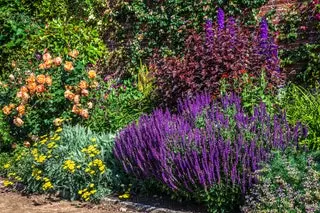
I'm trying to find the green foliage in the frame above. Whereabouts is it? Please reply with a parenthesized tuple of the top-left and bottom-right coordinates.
(0, 152, 10, 176)
(201, 184, 242, 213)
(3, 125, 116, 201)
(220, 71, 279, 114)
(0, 111, 12, 149)
(278, 1, 320, 87)
(242, 150, 320, 212)
(106, 78, 155, 132)
(281, 84, 320, 150)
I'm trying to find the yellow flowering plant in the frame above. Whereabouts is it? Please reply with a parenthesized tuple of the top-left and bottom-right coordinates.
(3, 124, 116, 201)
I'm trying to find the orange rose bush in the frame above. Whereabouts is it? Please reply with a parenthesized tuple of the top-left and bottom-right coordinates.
(0, 50, 105, 145)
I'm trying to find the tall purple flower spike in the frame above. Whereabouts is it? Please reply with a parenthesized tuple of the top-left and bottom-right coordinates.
(259, 18, 281, 73)
(217, 8, 225, 31)
(205, 19, 214, 49)
(114, 93, 306, 194)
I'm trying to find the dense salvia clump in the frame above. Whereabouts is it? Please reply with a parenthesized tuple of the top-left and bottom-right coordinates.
(153, 8, 283, 107)
(114, 93, 307, 194)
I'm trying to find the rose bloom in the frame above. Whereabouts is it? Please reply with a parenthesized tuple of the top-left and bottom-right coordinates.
(45, 76, 52, 86)
(81, 89, 89, 96)
(26, 73, 36, 84)
(9, 74, 15, 81)
(88, 70, 97, 79)
(17, 105, 25, 116)
(18, 92, 30, 103)
(9, 104, 16, 109)
(36, 84, 46, 93)
(73, 95, 80, 104)
(87, 102, 93, 109)
(64, 90, 75, 101)
(53, 57, 62, 66)
(2, 106, 11, 115)
(23, 141, 31, 148)
(68, 49, 79, 58)
(42, 53, 52, 62)
(36, 74, 46, 84)
(13, 117, 24, 127)
(79, 80, 88, 90)
(72, 104, 80, 114)
(20, 86, 29, 93)
(64, 61, 74, 72)
(11, 61, 16, 68)
(11, 143, 17, 149)
(27, 82, 37, 94)
(65, 85, 73, 90)
(90, 81, 99, 89)
(38, 63, 46, 70)
(79, 109, 89, 119)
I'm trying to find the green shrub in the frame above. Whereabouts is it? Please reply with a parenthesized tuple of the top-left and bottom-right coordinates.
(242, 150, 320, 212)
(282, 84, 320, 150)
(220, 71, 280, 115)
(2, 125, 117, 201)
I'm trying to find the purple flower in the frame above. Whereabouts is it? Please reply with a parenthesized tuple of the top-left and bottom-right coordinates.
(217, 8, 225, 31)
(205, 19, 214, 49)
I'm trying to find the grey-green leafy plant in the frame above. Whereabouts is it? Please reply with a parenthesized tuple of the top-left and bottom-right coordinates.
(242, 150, 320, 213)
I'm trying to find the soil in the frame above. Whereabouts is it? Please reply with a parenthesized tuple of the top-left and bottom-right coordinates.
(0, 179, 137, 213)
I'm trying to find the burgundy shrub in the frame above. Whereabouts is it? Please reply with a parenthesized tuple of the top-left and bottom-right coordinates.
(151, 9, 283, 107)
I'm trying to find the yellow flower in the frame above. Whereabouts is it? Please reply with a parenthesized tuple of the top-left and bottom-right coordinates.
(119, 193, 130, 199)
(89, 183, 94, 188)
(3, 180, 14, 187)
(88, 70, 97, 79)
(47, 142, 56, 149)
(90, 138, 96, 142)
(53, 118, 63, 127)
(56, 127, 63, 133)
(3, 163, 10, 169)
(63, 159, 76, 173)
(78, 190, 83, 195)
(40, 139, 47, 144)
(90, 189, 97, 195)
(42, 181, 53, 191)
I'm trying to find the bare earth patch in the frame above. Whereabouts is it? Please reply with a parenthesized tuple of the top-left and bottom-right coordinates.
(0, 179, 136, 213)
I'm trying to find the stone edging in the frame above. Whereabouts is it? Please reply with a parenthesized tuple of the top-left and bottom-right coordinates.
(102, 197, 197, 213)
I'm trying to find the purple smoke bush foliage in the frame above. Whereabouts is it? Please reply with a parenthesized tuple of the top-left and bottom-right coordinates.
(114, 93, 307, 194)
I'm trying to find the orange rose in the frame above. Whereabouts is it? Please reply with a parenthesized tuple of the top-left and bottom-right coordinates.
(73, 95, 80, 104)
(36, 84, 46, 93)
(72, 104, 80, 114)
(64, 90, 75, 101)
(65, 85, 73, 90)
(18, 92, 30, 103)
(42, 53, 52, 62)
(13, 117, 24, 127)
(39, 63, 46, 69)
(45, 76, 52, 86)
(53, 57, 62, 66)
(2, 106, 11, 115)
(79, 109, 89, 119)
(36, 74, 46, 84)
(88, 70, 96, 79)
(81, 89, 89, 96)
(44, 59, 52, 69)
(64, 61, 74, 72)
(23, 141, 31, 148)
(20, 86, 29, 93)
(9, 104, 16, 109)
(17, 105, 25, 116)
(79, 80, 88, 90)
(26, 73, 36, 84)
(68, 49, 79, 58)
(27, 82, 37, 94)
